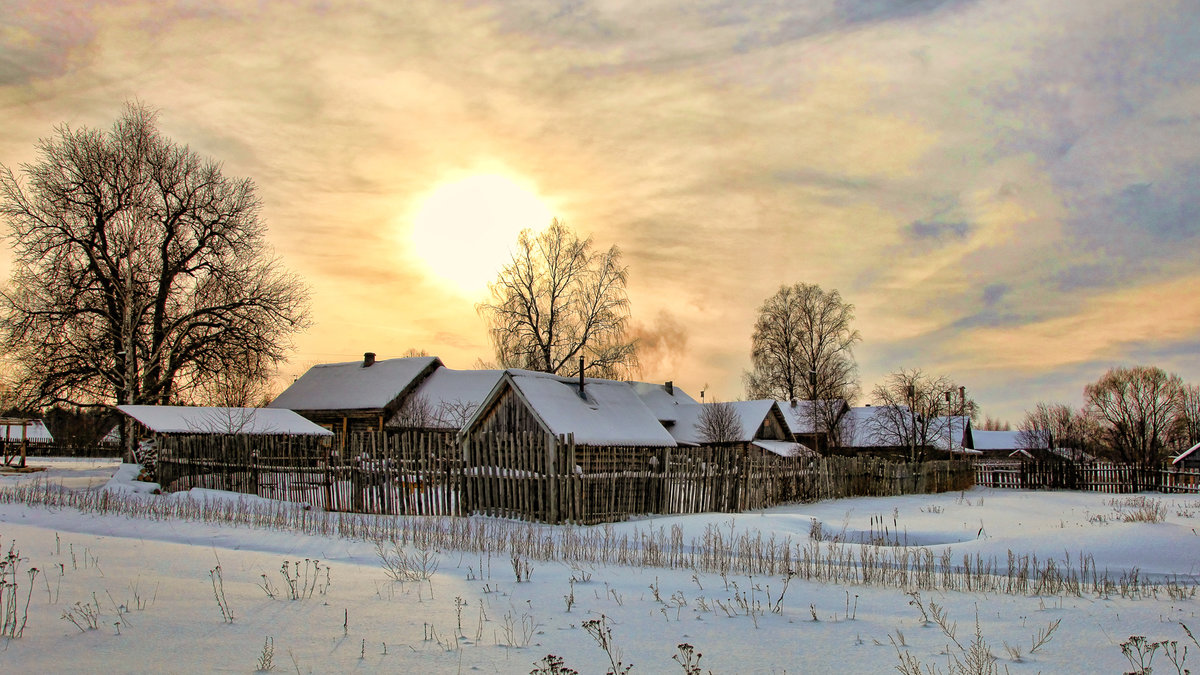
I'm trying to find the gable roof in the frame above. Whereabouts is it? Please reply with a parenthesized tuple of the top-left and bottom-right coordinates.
(629, 381, 698, 424)
(269, 356, 441, 411)
(118, 405, 334, 436)
(668, 400, 781, 445)
(841, 405, 910, 448)
(1173, 441, 1200, 465)
(389, 367, 505, 430)
(467, 370, 678, 447)
(928, 416, 972, 450)
(969, 430, 1023, 451)
(0, 420, 54, 442)
(776, 399, 849, 435)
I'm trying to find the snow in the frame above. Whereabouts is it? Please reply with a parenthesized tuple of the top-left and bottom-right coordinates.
(506, 370, 678, 446)
(842, 405, 907, 448)
(1, 459, 1199, 673)
(776, 399, 847, 435)
(1, 420, 54, 442)
(117, 405, 333, 436)
(972, 430, 1024, 451)
(389, 368, 505, 429)
(268, 356, 441, 411)
(668, 400, 779, 444)
(628, 381, 698, 423)
(750, 439, 814, 458)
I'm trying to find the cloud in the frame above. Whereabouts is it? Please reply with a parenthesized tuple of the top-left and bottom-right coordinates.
(629, 310, 690, 380)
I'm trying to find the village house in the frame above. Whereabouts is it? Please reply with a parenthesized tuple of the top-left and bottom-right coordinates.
(268, 353, 441, 441)
(776, 399, 850, 453)
(668, 400, 813, 459)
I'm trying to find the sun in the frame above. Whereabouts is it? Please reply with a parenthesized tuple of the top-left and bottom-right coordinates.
(409, 174, 554, 298)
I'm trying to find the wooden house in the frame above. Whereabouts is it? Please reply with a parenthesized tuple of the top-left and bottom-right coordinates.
(268, 353, 441, 441)
(458, 369, 680, 522)
(776, 399, 850, 453)
(965, 429, 1023, 456)
(668, 400, 813, 458)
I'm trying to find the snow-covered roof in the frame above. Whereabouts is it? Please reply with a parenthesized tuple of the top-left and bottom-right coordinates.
(775, 399, 848, 435)
(491, 370, 678, 447)
(970, 430, 1022, 451)
(928, 416, 972, 451)
(1172, 441, 1200, 465)
(0, 420, 54, 442)
(841, 405, 909, 448)
(118, 405, 334, 436)
(629, 381, 698, 423)
(668, 400, 784, 445)
(752, 439, 815, 458)
(389, 368, 504, 430)
(269, 356, 441, 411)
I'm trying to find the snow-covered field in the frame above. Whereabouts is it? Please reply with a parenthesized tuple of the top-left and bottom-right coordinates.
(1, 458, 1198, 673)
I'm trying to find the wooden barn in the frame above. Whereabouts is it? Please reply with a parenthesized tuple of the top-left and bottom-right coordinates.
(268, 353, 441, 443)
(458, 369, 679, 522)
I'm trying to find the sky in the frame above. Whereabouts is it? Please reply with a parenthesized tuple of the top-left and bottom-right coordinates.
(1, 0, 1198, 423)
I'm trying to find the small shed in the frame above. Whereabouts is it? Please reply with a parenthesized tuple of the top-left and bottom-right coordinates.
(1, 417, 54, 467)
(117, 405, 334, 437)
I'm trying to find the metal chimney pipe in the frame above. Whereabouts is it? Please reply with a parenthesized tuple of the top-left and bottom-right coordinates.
(578, 356, 586, 398)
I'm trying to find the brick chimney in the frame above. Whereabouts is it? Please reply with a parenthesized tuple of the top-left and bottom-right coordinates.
(363, 352, 376, 368)
(665, 381, 674, 395)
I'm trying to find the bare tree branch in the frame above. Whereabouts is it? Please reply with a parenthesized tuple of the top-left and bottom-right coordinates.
(0, 103, 310, 412)
(477, 219, 637, 377)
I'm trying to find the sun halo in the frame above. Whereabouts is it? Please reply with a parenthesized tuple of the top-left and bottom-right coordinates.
(409, 174, 554, 298)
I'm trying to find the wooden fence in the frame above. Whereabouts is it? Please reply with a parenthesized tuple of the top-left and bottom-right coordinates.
(975, 460, 1200, 494)
(1, 441, 123, 459)
(157, 431, 974, 523)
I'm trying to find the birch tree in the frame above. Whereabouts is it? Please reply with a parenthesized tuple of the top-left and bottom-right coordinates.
(477, 219, 637, 377)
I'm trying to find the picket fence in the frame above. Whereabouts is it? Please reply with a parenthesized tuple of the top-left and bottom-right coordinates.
(155, 431, 974, 524)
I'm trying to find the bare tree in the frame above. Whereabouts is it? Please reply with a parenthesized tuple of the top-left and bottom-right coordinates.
(978, 416, 1011, 431)
(0, 104, 309, 418)
(865, 369, 958, 460)
(1085, 365, 1183, 467)
(1173, 384, 1200, 452)
(696, 400, 744, 444)
(432, 399, 480, 429)
(745, 283, 860, 401)
(744, 283, 860, 443)
(477, 219, 637, 378)
(393, 394, 436, 429)
(1017, 402, 1101, 456)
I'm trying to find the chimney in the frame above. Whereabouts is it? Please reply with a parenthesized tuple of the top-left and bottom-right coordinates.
(363, 352, 376, 368)
(578, 356, 586, 398)
(665, 381, 674, 395)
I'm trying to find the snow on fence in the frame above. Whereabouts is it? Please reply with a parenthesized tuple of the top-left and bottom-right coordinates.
(156, 431, 974, 523)
(974, 460, 1200, 493)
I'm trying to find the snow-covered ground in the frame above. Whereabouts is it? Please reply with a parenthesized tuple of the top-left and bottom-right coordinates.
(1, 458, 1198, 673)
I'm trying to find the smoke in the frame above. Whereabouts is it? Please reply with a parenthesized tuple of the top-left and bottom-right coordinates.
(629, 310, 689, 379)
